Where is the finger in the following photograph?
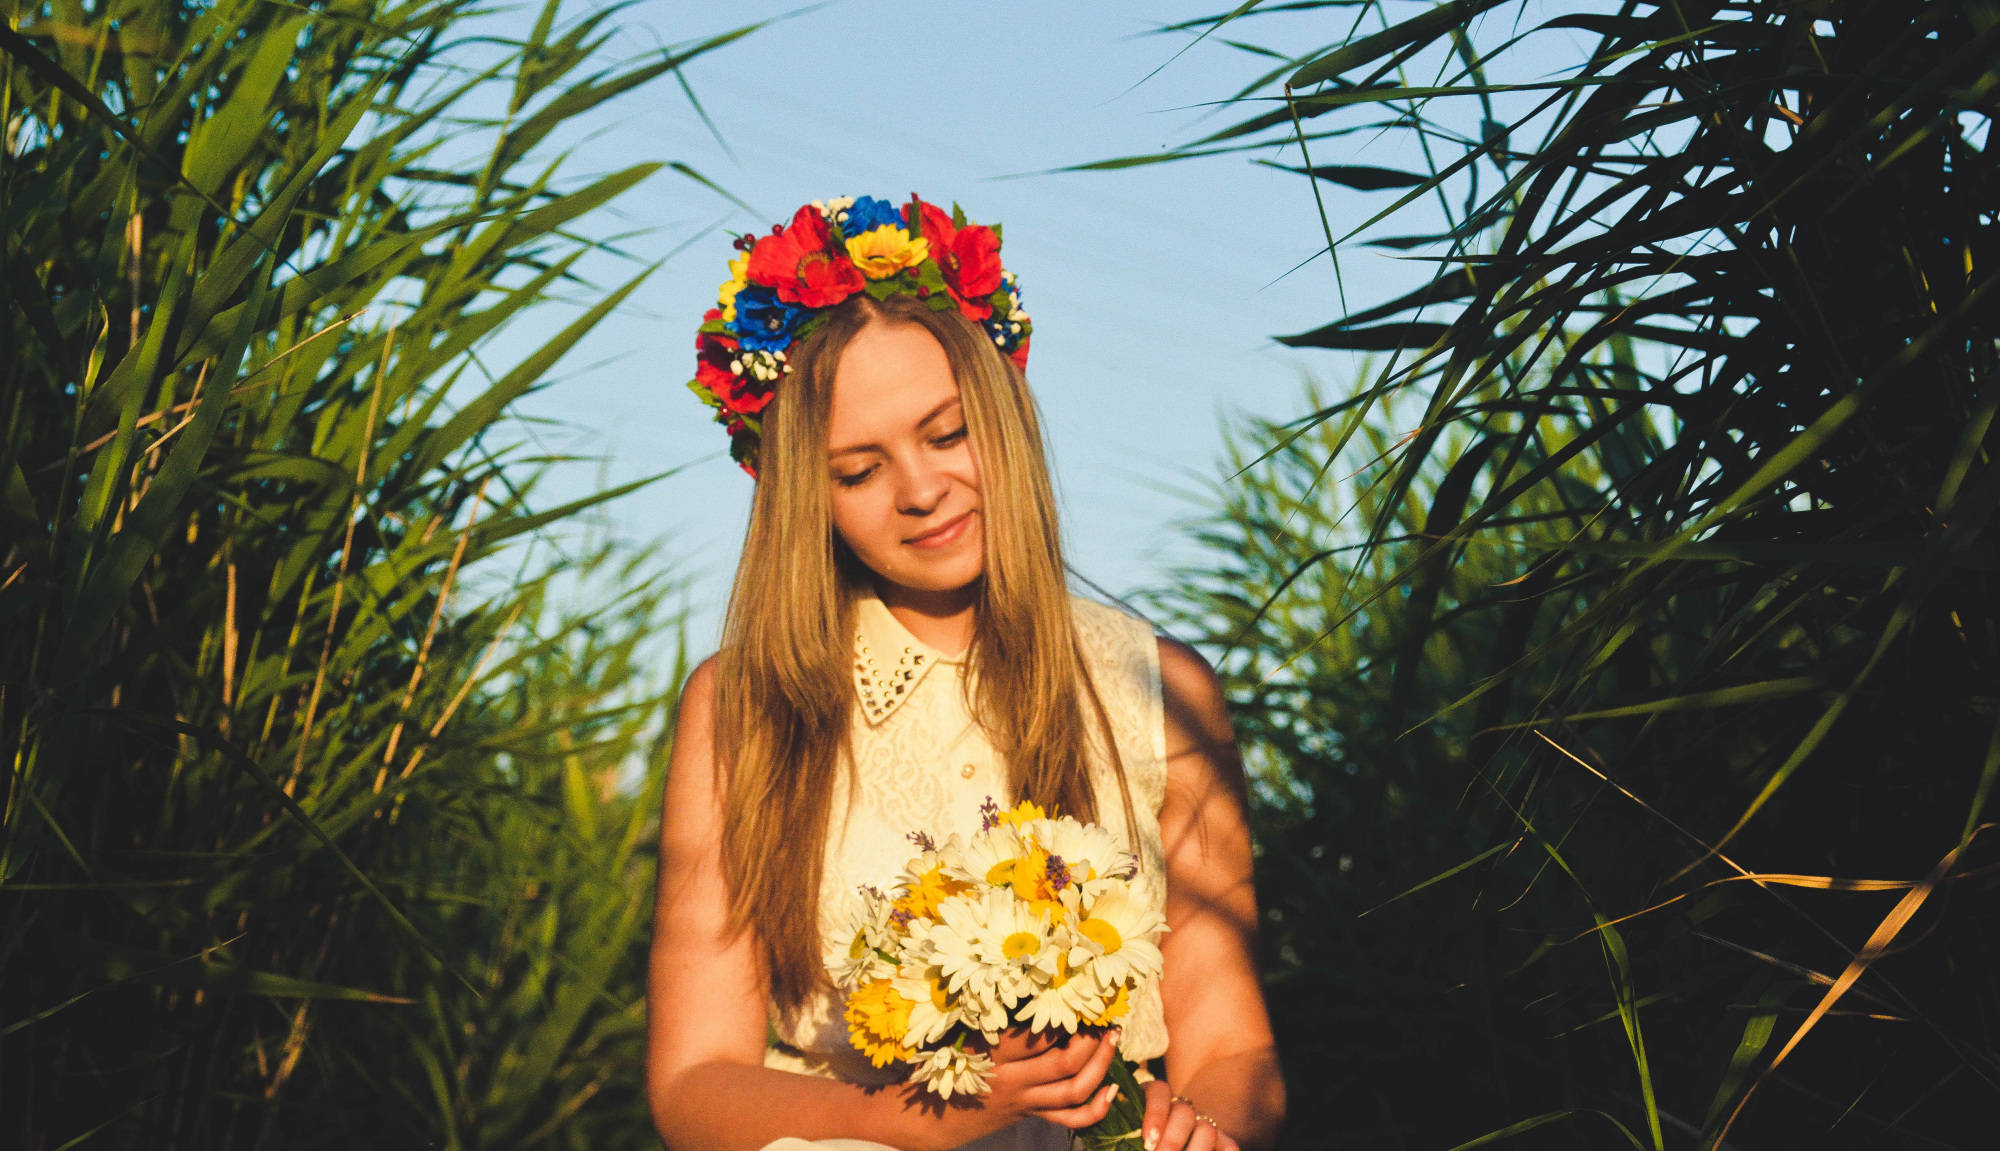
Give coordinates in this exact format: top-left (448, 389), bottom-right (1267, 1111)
top-left (1158, 1102), bottom-right (1198, 1151)
top-left (983, 1024), bottom-right (1062, 1063)
top-left (1142, 1080), bottom-right (1173, 1147)
top-left (1019, 1032), bottom-right (1117, 1111)
top-left (1032, 1082), bottom-right (1122, 1130)
top-left (1185, 1116), bottom-right (1219, 1151)
top-left (1006, 1030), bottom-right (1105, 1086)
top-left (1016, 1047), bottom-right (1112, 1111)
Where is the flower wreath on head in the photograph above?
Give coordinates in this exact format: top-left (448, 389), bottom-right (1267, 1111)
top-left (689, 194), bottom-right (1032, 475)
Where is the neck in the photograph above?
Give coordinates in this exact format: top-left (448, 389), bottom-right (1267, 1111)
top-left (875, 579), bottom-right (978, 656)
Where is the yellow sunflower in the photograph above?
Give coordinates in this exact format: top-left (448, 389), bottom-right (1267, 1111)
top-left (844, 978), bottom-right (917, 1067)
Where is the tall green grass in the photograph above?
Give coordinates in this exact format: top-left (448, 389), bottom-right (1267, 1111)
top-left (1143, 1), bottom-right (2000, 1147)
top-left (1, 1), bottom-right (737, 1145)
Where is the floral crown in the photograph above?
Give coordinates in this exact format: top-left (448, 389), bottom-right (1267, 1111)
top-left (690, 194), bottom-right (1033, 475)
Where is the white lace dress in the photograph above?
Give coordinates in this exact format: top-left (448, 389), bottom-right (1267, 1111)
top-left (758, 592), bottom-right (1171, 1151)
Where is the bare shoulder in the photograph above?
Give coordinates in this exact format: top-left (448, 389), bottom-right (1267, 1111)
top-left (661, 654), bottom-right (724, 839)
top-left (678, 654), bottom-right (720, 719)
top-left (1156, 634), bottom-right (1236, 749)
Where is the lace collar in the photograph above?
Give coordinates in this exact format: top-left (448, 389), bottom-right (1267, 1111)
top-left (852, 593), bottom-right (963, 726)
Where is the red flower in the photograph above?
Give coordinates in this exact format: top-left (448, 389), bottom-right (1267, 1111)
top-left (727, 375), bottom-right (775, 415)
top-left (915, 200), bottom-right (1003, 321)
top-left (695, 332), bottom-right (773, 416)
top-left (747, 206), bottom-right (864, 308)
top-left (696, 329), bottom-right (735, 378)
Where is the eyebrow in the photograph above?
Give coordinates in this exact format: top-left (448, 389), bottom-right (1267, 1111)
top-left (827, 397), bottom-right (964, 458)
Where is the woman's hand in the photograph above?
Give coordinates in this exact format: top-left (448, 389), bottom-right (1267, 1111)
top-left (972, 1026), bottom-right (1124, 1130)
top-left (1141, 1080), bottom-right (1241, 1151)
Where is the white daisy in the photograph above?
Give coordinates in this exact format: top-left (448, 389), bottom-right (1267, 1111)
top-left (1016, 941), bottom-right (1101, 1035)
top-left (930, 886), bottom-right (1063, 1012)
top-left (1067, 876), bottom-right (1168, 994)
top-left (1022, 815), bottom-right (1138, 883)
top-left (907, 1043), bottom-right (995, 1100)
top-left (829, 886), bottom-right (899, 990)
top-left (960, 821), bottom-right (1032, 891)
top-left (893, 918), bottom-right (964, 1046)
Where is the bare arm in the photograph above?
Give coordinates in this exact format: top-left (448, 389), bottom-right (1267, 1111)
top-left (1143, 638), bottom-right (1287, 1151)
top-left (644, 659), bottom-right (1125, 1151)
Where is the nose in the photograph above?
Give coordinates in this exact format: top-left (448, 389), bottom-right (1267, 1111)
top-left (892, 454), bottom-right (948, 516)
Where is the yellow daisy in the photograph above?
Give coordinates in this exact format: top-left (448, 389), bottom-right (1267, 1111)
top-left (895, 842), bottom-right (974, 921)
top-left (843, 978), bottom-right (917, 1068)
top-left (995, 799), bottom-right (1047, 827)
top-left (1083, 983), bottom-right (1132, 1027)
top-left (844, 225), bottom-right (929, 280)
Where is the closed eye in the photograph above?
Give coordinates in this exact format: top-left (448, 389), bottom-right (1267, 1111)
top-left (833, 465), bottom-right (877, 488)
top-left (931, 425), bottom-right (968, 449)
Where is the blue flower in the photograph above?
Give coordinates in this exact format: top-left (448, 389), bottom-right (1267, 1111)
top-left (842, 195), bottom-right (904, 238)
top-left (983, 312), bottom-right (1025, 352)
top-left (729, 285), bottom-right (804, 351)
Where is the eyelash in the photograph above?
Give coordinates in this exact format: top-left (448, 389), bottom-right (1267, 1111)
top-left (831, 427), bottom-right (967, 488)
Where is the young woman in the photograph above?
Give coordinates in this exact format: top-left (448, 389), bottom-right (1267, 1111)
top-left (645, 196), bottom-right (1284, 1151)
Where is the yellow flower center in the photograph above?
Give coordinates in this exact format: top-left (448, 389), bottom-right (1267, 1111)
top-left (1002, 931), bottom-right (1042, 960)
top-left (1079, 917), bottom-right (1123, 953)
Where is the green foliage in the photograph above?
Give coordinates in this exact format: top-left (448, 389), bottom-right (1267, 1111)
top-left (0, 1), bottom-right (730, 1145)
top-left (1151, 1), bottom-right (2000, 1146)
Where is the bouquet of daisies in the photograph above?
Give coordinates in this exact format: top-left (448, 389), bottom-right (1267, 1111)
top-left (831, 799), bottom-right (1167, 1147)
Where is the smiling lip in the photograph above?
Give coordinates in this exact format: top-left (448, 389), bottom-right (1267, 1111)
top-left (905, 512), bottom-right (974, 549)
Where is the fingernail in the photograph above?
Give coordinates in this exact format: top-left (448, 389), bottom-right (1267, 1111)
top-left (1143, 1130), bottom-right (1158, 1151)
top-left (1105, 1086), bottom-right (1120, 1104)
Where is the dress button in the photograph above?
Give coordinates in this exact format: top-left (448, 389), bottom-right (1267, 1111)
top-left (960, 763), bottom-right (976, 779)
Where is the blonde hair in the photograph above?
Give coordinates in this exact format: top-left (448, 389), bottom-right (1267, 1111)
top-left (713, 293), bottom-right (1133, 1014)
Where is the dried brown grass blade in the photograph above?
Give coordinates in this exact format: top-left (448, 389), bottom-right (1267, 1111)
top-left (1703, 873), bottom-right (1912, 892)
top-left (222, 560), bottom-right (238, 709)
top-left (288, 333), bottom-right (388, 792)
top-left (1708, 837), bottom-right (1971, 1148)
top-left (395, 601), bottom-right (524, 783)
top-left (1552, 892), bottom-right (1688, 946)
top-left (376, 476), bottom-right (488, 792)
top-left (1534, 730), bottom-right (1754, 881)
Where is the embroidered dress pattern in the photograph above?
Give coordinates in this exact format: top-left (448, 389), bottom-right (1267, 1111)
top-left (763, 594), bottom-right (1169, 1150)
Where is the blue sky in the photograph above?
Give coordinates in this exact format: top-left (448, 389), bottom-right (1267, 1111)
top-left (496, 1), bottom-right (1462, 647)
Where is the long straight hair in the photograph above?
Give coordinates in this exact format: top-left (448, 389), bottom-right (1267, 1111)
top-left (713, 293), bottom-right (1134, 1015)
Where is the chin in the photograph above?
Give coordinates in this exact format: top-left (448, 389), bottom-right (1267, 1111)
top-left (878, 553), bottom-right (985, 601)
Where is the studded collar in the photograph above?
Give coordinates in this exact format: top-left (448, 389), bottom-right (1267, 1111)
top-left (852, 592), bottom-right (963, 727)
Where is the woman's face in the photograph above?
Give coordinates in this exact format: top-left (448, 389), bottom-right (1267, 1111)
top-left (825, 321), bottom-right (984, 604)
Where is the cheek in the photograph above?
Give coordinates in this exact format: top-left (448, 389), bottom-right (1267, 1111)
top-left (827, 490), bottom-right (877, 556)
top-left (951, 442), bottom-right (983, 492)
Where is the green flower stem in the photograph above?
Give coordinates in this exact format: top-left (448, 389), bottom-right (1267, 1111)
top-left (1077, 1054), bottom-right (1148, 1151)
